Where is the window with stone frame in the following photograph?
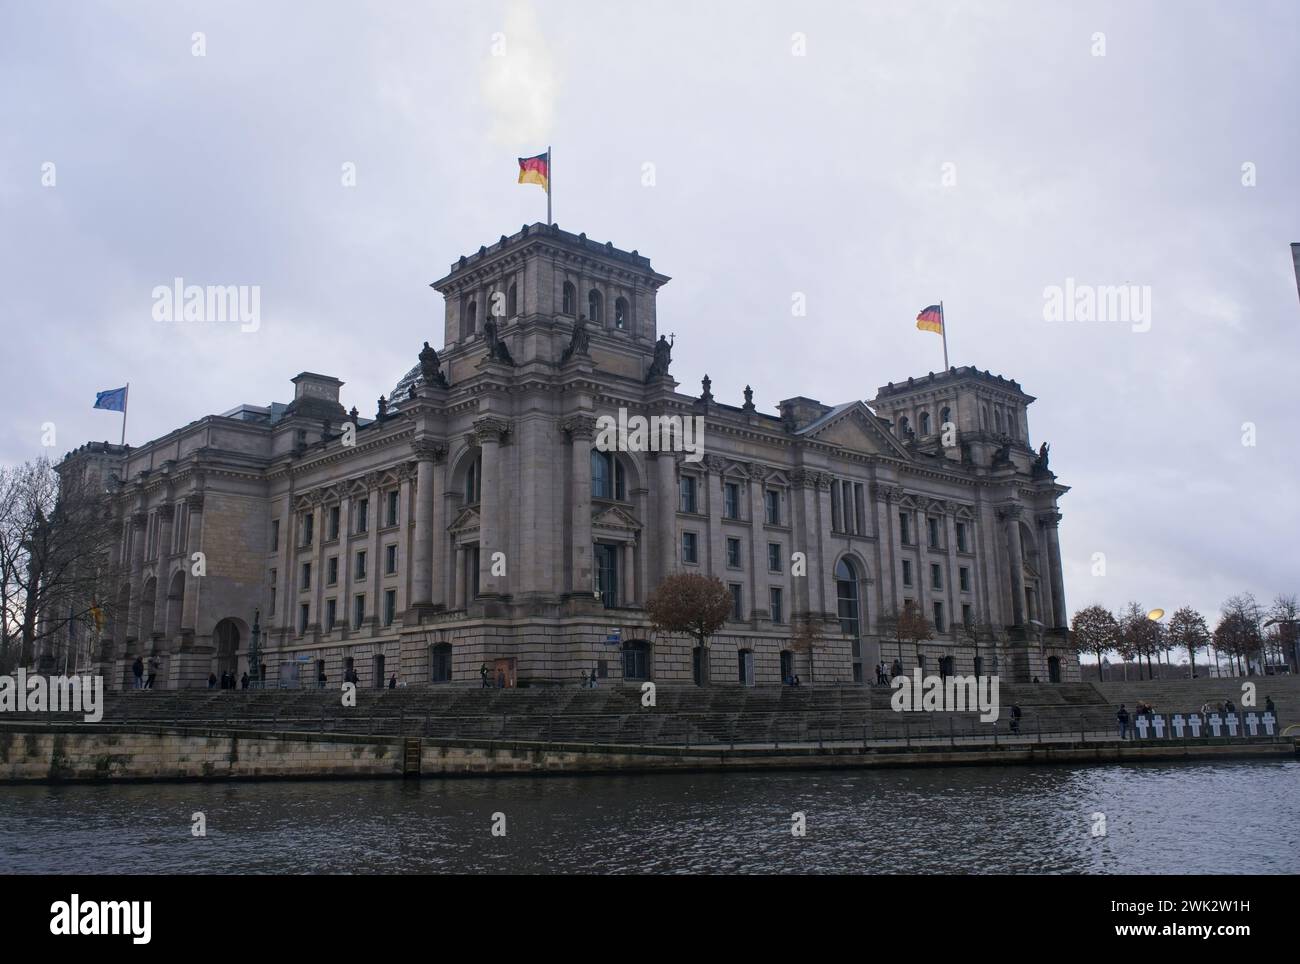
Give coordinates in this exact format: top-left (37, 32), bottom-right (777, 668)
top-left (356, 498), bottom-right (369, 534)
top-left (726, 537), bottom-right (742, 569)
top-left (681, 531), bottom-right (698, 565)
top-left (723, 481), bottom-right (741, 519)
top-left (956, 521), bottom-right (969, 552)
top-left (770, 587), bottom-right (783, 624)
top-left (328, 505), bottom-right (340, 540)
top-left (386, 490), bottom-right (399, 527)
top-left (328, 556), bottom-right (339, 585)
top-left (353, 594), bottom-right (366, 630)
top-left (729, 583), bottom-right (743, 621)
top-left (764, 489), bottom-right (781, 525)
top-left (679, 475), bottom-right (698, 514)
top-left (385, 544), bottom-right (397, 575)
top-left (355, 550), bottom-right (367, 580)
top-left (931, 563), bottom-right (942, 590)
top-left (384, 589), bottom-right (397, 627)
top-left (767, 542), bottom-right (782, 573)
top-left (959, 566), bottom-right (971, 592)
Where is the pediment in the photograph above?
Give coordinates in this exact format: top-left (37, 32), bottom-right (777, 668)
top-left (592, 504), bottom-right (641, 532)
top-left (798, 403), bottom-right (910, 458)
top-left (448, 505), bottom-right (480, 534)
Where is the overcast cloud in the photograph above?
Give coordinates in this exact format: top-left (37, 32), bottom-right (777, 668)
top-left (1, 0), bottom-right (1296, 628)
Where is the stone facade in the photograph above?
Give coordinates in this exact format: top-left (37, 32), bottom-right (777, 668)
top-left (57, 223), bottom-right (1077, 689)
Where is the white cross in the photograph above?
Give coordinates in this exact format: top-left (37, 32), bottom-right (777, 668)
top-left (1151, 715), bottom-right (1166, 739)
top-left (1188, 714), bottom-right (1202, 737)
top-left (1262, 712), bottom-right (1276, 736)
top-left (1172, 714), bottom-right (1185, 738)
top-left (1135, 716), bottom-right (1149, 739)
top-left (1207, 713), bottom-right (1222, 736)
top-left (1245, 712), bottom-right (1259, 736)
top-left (1225, 713), bottom-right (1239, 737)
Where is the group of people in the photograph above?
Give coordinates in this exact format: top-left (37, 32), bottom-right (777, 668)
top-left (1116, 695), bottom-right (1279, 739)
top-left (479, 663), bottom-right (508, 689)
top-left (207, 670), bottom-right (248, 690)
top-left (130, 655), bottom-right (160, 690)
top-left (782, 674), bottom-right (802, 686)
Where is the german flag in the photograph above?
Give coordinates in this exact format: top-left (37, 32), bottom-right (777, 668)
top-left (916, 304), bottom-right (943, 334)
top-left (517, 151), bottom-right (549, 193)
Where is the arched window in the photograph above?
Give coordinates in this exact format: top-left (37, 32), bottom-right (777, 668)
top-left (994, 409), bottom-right (1004, 434)
top-left (835, 559), bottom-right (860, 637)
top-left (588, 289), bottom-right (603, 324)
top-left (614, 297), bottom-right (628, 330)
top-left (464, 454), bottom-right (482, 504)
top-left (591, 449), bottom-right (625, 500)
top-left (898, 416), bottom-right (910, 437)
top-left (506, 282), bottom-right (517, 318)
top-left (940, 406), bottom-right (951, 427)
top-left (562, 282), bottom-right (576, 315)
top-left (919, 411), bottom-right (931, 435)
top-left (980, 405), bottom-right (987, 430)
top-left (465, 300), bottom-right (477, 336)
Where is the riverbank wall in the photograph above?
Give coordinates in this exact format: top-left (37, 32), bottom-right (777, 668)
top-left (0, 723), bottom-right (1293, 783)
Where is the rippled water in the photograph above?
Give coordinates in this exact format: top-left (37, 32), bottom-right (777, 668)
top-left (2, 760), bottom-right (1296, 874)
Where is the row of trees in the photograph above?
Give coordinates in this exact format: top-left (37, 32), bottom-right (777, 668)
top-left (1071, 594), bottom-right (1298, 680)
top-left (0, 458), bottom-right (120, 673)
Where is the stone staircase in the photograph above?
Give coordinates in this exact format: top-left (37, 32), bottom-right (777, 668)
top-left (8, 676), bottom-right (1297, 745)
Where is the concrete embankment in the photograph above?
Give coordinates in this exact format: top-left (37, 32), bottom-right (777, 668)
top-left (0, 723), bottom-right (1293, 783)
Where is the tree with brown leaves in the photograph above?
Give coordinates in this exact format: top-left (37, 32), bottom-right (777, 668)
top-left (644, 573), bottom-right (733, 686)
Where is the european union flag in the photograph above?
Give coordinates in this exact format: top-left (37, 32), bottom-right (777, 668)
top-left (94, 386), bottom-right (127, 412)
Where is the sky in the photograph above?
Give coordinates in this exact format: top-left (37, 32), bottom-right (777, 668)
top-left (1, 0), bottom-right (1296, 627)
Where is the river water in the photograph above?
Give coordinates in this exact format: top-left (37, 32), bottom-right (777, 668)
top-left (2, 759), bottom-right (1296, 874)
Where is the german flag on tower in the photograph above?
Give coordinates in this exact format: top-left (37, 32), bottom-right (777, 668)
top-left (517, 151), bottom-right (550, 193)
top-left (915, 304), bottom-right (943, 334)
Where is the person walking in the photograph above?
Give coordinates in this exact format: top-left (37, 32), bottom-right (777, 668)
top-left (208, 672), bottom-right (217, 689)
top-left (1117, 704), bottom-right (1130, 740)
top-left (480, 663), bottom-right (490, 689)
top-left (240, 672), bottom-right (250, 690)
top-left (388, 673), bottom-right (397, 690)
top-left (132, 656), bottom-right (144, 689)
top-left (1010, 703), bottom-right (1022, 734)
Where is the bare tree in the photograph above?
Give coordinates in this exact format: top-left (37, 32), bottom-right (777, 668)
top-left (644, 573), bottom-right (733, 686)
top-left (0, 458), bottom-right (120, 671)
top-left (789, 613), bottom-right (825, 683)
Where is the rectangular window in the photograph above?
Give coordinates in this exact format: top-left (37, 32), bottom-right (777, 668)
top-left (356, 550), bottom-right (367, 580)
top-left (962, 603), bottom-right (973, 630)
top-left (831, 481), bottom-right (842, 531)
top-left (900, 512), bottom-right (912, 545)
top-left (328, 505), bottom-right (340, 540)
top-left (956, 522), bottom-right (969, 553)
top-left (301, 512), bottom-right (314, 546)
top-left (767, 542), bottom-right (782, 573)
top-left (729, 583), bottom-right (743, 621)
top-left (928, 517), bottom-right (940, 549)
top-left (765, 489), bottom-right (781, 525)
top-left (959, 566), bottom-right (970, 592)
top-left (726, 537), bottom-right (742, 568)
top-left (930, 563), bottom-right (942, 590)
top-left (679, 476), bottom-right (697, 514)
top-left (301, 562), bottom-right (311, 591)
top-left (270, 587), bottom-right (277, 616)
top-left (386, 490), bottom-right (399, 527)
top-left (271, 520), bottom-right (280, 552)
top-left (770, 587), bottom-right (783, 624)
top-left (328, 556), bottom-right (338, 585)
top-left (357, 499), bottom-right (369, 534)
top-left (595, 543), bottom-right (619, 607)
top-left (299, 603), bottom-right (309, 634)
top-left (902, 560), bottom-right (913, 587)
top-left (353, 594), bottom-right (366, 630)
top-left (933, 601), bottom-right (945, 634)
top-left (385, 544), bottom-right (397, 575)
top-left (681, 531), bottom-right (698, 565)
top-left (384, 589), bottom-right (397, 627)
top-left (724, 482), bottom-right (740, 520)
top-left (326, 598), bottom-right (337, 632)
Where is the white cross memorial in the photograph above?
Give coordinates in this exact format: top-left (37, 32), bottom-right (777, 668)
top-left (1262, 712), bottom-right (1276, 736)
top-left (1151, 715), bottom-right (1166, 739)
top-left (1245, 713), bottom-right (1259, 736)
top-left (1189, 714), bottom-right (1202, 737)
top-left (1171, 714), bottom-right (1185, 738)
top-left (1135, 715), bottom-right (1149, 739)
top-left (1207, 713), bottom-right (1222, 736)
top-left (1225, 713), bottom-right (1239, 737)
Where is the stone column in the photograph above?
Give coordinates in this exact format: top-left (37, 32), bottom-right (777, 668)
top-left (561, 414), bottom-right (595, 597)
top-left (653, 451), bottom-right (678, 583)
top-left (943, 505), bottom-right (960, 637)
top-left (125, 510), bottom-right (147, 649)
top-left (151, 503), bottom-right (175, 645)
top-left (180, 494), bottom-right (203, 642)
top-left (1001, 506), bottom-right (1026, 627)
top-left (704, 456), bottom-right (726, 578)
top-left (410, 440), bottom-right (446, 615)
top-left (474, 417), bottom-right (510, 597)
top-left (1041, 511), bottom-right (1067, 629)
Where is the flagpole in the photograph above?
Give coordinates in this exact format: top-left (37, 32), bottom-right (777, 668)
top-left (547, 145), bottom-right (552, 225)
top-left (939, 302), bottom-right (949, 370)
top-left (120, 383), bottom-right (129, 446)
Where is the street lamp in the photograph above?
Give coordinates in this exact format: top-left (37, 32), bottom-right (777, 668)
top-left (1146, 609), bottom-right (1166, 679)
top-left (249, 609), bottom-right (262, 689)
